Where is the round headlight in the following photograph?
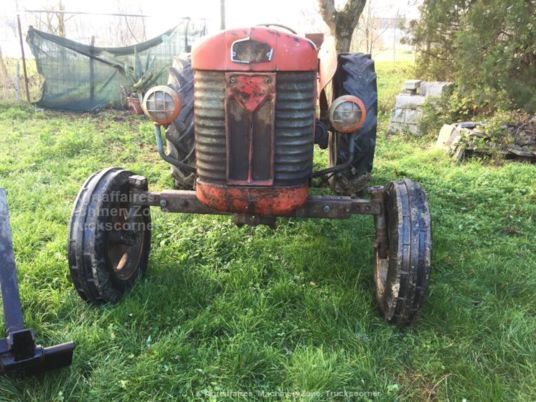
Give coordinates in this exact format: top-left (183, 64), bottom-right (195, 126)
top-left (328, 95), bottom-right (366, 133)
top-left (142, 86), bottom-right (181, 126)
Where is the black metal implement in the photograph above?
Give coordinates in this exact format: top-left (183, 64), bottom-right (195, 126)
top-left (0, 189), bottom-right (75, 375)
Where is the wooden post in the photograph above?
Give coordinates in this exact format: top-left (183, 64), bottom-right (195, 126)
top-left (16, 14), bottom-right (30, 103)
top-left (89, 36), bottom-right (95, 105)
top-left (15, 61), bottom-right (20, 102)
top-left (220, 0), bottom-right (226, 30)
top-left (392, 23), bottom-right (396, 62)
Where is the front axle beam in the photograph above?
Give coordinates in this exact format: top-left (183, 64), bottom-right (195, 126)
top-left (130, 186), bottom-right (383, 219)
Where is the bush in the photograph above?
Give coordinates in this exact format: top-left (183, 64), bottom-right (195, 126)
top-left (418, 87), bottom-right (478, 138)
top-left (410, 0), bottom-right (536, 114)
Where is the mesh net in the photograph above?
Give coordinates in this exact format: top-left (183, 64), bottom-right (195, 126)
top-left (26, 19), bottom-right (205, 112)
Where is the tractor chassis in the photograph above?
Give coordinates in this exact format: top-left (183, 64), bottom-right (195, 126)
top-left (128, 176), bottom-right (387, 239)
top-left (67, 169), bottom-right (431, 326)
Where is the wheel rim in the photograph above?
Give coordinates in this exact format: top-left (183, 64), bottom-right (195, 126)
top-left (374, 254), bottom-right (388, 301)
top-left (106, 204), bottom-right (147, 281)
top-left (375, 254), bottom-right (400, 320)
top-left (374, 184), bottom-right (400, 319)
top-left (328, 132), bottom-right (339, 167)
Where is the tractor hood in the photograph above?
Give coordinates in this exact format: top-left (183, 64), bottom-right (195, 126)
top-left (192, 27), bottom-right (318, 71)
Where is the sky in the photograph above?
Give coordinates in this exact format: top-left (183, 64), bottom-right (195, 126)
top-left (1, 0), bottom-right (420, 55)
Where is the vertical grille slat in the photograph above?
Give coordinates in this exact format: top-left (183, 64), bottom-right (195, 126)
top-left (194, 70), bottom-right (316, 185)
top-left (194, 71), bottom-right (227, 183)
top-left (274, 72), bottom-right (315, 183)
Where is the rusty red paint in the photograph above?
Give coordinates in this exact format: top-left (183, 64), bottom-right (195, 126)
top-left (141, 85), bottom-right (181, 126)
top-left (305, 33), bottom-right (324, 49)
top-left (196, 181), bottom-right (309, 215)
top-left (329, 95), bottom-right (367, 134)
top-left (227, 73), bottom-right (274, 113)
top-left (318, 35), bottom-right (337, 92)
top-left (192, 27), bottom-right (318, 72)
top-left (225, 73), bottom-right (275, 186)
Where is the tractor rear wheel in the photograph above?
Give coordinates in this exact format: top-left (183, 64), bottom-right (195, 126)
top-left (68, 168), bottom-right (151, 304)
top-left (166, 56), bottom-right (196, 189)
top-left (374, 179), bottom-right (432, 326)
top-left (329, 53), bottom-right (378, 196)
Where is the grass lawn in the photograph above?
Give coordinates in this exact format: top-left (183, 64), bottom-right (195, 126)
top-left (0, 61), bottom-right (534, 401)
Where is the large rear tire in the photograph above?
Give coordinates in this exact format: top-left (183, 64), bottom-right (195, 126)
top-left (374, 179), bottom-right (432, 326)
top-left (68, 168), bottom-right (151, 304)
top-left (329, 53), bottom-right (378, 196)
top-left (166, 56), bottom-right (196, 189)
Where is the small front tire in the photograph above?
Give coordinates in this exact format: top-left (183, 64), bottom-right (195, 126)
top-left (374, 179), bottom-right (432, 326)
top-left (68, 168), bottom-right (151, 304)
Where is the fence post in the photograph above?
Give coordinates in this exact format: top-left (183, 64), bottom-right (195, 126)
top-left (15, 62), bottom-right (20, 102)
top-left (89, 36), bottom-right (95, 106)
top-left (16, 14), bottom-right (30, 103)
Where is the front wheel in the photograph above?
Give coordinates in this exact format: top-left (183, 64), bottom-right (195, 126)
top-left (67, 168), bottom-right (151, 304)
top-left (374, 179), bottom-right (432, 326)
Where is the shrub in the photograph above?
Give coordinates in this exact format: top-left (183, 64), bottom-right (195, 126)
top-left (409, 0), bottom-right (536, 114)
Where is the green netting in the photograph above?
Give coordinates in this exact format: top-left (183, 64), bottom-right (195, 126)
top-left (26, 19), bottom-right (206, 112)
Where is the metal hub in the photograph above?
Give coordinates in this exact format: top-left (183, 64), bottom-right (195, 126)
top-left (107, 206), bottom-right (146, 280)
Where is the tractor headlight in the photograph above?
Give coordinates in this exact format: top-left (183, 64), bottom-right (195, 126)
top-left (328, 95), bottom-right (366, 133)
top-left (142, 86), bottom-right (181, 126)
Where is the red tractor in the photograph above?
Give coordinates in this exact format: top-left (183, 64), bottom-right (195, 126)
top-left (68, 26), bottom-right (432, 326)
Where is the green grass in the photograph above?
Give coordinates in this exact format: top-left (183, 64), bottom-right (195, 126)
top-left (0, 62), bottom-right (535, 401)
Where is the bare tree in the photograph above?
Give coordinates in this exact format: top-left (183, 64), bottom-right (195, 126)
top-left (112, 0), bottom-right (147, 46)
top-left (38, 1), bottom-right (68, 37)
top-left (355, 2), bottom-right (391, 54)
top-left (318, 0), bottom-right (367, 53)
top-left (0, 46), bottom-right (14, 88)
top-left (56, 1), bottom-right (66, 37)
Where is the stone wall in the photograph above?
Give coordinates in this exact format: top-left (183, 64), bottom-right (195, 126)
top-left (389, 80), bottom-right (452, 136)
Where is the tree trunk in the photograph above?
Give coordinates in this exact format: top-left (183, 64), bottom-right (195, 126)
top-left (318, 0), bottom-right (367, 53)
top-left (56, 1), bottom-right (65, 37)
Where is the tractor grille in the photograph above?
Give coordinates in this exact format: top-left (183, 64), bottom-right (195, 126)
top-left (194, 70), bottom-right (315, 185)
top-left (274, 72), bottom-right (315, 183)
top-left (194, 71), bottom-right (227, 182)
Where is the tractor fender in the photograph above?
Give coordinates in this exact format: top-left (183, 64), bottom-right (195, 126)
top-left (318, 35), bottom-right (337, 92)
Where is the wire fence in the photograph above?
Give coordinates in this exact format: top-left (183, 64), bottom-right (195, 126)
top-left (0, 10), bottom-right (416, 107)
top-left (0, 11), bottom-right (205, 107)
top-left (0, 13), bottom-right (38, 104)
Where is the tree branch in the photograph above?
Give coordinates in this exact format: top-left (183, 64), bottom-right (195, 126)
top-left (319, 0), bottom-right (368, 52)
top-left (318, 0), bottom-right (337, 32)
top-left (343, 0), bottom-right (367, 20)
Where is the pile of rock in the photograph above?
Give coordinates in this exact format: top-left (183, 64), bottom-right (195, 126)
top-left (389, 80), bottom-right (452, 136)
top-left (436, 118), bottom-right (536, 163)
